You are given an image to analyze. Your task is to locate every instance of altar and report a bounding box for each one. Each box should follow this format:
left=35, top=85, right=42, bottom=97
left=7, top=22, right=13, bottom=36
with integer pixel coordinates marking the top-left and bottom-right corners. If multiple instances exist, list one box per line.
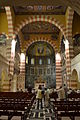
left=34, top=76, right=46, bottom=90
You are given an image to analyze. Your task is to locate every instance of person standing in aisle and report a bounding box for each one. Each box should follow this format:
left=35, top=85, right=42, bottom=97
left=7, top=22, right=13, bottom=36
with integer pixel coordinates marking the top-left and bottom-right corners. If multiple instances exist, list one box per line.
left=36, top=85, right=43, bottom=109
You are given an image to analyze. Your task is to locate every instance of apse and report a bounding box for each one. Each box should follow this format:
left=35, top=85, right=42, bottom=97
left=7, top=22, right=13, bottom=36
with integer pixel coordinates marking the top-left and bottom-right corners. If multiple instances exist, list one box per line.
left=25, top=41, right=56, bottom=88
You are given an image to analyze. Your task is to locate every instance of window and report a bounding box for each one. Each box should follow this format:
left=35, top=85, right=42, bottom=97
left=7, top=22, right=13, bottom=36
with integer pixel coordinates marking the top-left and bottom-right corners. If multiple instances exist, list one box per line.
left=39, top=59, right=42, bottom=65
left=26, top=56, right=28, bottom=64
left=48, top=58, right=50, bottom=64
left=31, top=58, right=34, bottom=65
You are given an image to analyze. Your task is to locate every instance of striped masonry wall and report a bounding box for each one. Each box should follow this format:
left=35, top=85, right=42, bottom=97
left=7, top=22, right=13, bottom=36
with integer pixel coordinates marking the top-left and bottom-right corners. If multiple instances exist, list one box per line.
left=56, top=53, right=62, bottom=89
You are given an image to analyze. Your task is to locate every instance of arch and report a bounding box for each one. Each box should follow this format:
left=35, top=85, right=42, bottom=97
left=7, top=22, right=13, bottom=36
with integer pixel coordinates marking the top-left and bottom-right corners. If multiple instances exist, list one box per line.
left=5, top=7, right=14, bottom=39
left=72, top=69, right=78, bottom=80
left=14, top=15, right=66, bottom=37
left=21, top=37, right=58, bottom=53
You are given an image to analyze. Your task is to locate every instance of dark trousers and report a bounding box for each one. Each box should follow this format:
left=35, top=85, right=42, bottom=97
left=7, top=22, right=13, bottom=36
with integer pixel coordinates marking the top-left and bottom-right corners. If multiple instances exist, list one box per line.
left=37, top=99, right=42, bottom=109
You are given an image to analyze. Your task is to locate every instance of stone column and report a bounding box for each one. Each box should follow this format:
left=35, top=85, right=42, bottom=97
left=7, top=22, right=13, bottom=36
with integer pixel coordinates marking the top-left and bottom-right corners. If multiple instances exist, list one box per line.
left=56, top=53, right=62, bottom=89
left=9, top=39, right=16, bottom=75
left=18, top=53, right=25, bottom=91
left=64, top=39, right=71, bottom=88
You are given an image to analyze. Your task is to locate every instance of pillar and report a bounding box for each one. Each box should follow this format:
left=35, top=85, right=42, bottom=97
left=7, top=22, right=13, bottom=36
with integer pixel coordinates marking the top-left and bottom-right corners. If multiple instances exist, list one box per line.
left=64, top=39, right=71, bottom=88
left=18, top=53, right=25, bottom=91
left=9, top=38, right=16, bottom=75
left=56, top=53, right=62, bottom=89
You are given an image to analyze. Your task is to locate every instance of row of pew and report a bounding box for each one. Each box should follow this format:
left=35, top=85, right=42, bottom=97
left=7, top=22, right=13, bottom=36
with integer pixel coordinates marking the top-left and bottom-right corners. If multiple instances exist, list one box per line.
left=50, top=91, right=80, bottom=100
left=0, top=92, right=36, bottom=120
left=50, top=91, right=80, bottom=120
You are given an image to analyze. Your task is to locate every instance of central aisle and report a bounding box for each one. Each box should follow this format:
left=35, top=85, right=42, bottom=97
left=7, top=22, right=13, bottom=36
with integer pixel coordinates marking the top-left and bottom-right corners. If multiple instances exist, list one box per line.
left=26, top=99, right=56, bottom=120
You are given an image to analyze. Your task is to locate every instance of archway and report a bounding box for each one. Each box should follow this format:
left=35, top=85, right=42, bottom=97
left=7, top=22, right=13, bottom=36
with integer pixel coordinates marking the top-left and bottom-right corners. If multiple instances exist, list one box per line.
left=15, top=16, right=66, bottom=35
left=25, top=41, right=56, bottom=89
left=71, top=69, right=78, bottom=89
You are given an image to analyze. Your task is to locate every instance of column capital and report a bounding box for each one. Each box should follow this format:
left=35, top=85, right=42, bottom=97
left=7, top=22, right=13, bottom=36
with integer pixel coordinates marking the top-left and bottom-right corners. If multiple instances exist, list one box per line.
left=56, top=53, right=61, bottom=61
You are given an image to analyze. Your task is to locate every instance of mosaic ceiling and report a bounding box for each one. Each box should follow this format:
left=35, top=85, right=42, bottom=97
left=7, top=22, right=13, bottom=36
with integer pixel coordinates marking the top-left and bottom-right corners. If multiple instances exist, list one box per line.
left=27, top=41, right=55, bottom=56
left=14, top=5, right=67, bottom=15
left=21, top=21, right=60, bottom=40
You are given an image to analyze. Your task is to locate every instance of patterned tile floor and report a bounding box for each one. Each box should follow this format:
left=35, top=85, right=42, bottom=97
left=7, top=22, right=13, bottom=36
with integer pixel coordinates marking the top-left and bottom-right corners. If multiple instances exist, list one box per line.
left=26, top=99, right=56, bottom=120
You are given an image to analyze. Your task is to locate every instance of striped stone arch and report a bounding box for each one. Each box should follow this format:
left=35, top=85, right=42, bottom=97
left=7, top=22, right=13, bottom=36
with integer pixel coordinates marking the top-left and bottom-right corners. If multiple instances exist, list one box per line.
left=14, top=15, right=66, bottom=37
left=22, top=37, right=58, bottom=53
left=5, top=7, right=14, bottom=39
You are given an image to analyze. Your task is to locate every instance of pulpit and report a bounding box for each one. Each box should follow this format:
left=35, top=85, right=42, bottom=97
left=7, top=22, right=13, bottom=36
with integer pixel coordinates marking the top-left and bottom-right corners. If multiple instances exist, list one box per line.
left=34, top=76, right=46, bottom=90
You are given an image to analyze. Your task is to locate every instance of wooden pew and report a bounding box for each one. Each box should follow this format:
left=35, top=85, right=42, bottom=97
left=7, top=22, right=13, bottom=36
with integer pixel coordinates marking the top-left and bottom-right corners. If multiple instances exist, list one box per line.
left=52, top=100, right=80, bottom=120
left=0, top=92, right=35, bottom=120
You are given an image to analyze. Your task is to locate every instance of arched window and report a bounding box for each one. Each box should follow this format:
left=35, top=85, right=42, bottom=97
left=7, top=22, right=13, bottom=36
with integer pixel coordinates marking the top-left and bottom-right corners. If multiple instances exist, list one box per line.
left=48, top=58, right=50, bottom=64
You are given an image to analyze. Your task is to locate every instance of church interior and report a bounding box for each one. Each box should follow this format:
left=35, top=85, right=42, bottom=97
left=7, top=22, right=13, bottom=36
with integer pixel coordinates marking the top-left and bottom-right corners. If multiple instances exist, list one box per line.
left=0, top=0, right=80, bottom=120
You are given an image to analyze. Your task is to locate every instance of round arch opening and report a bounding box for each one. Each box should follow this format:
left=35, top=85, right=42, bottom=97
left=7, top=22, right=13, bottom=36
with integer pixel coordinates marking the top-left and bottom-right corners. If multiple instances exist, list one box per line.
left=25, top=41, right=56, bottom=89
left=71, top=69, right=78, bottom=89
